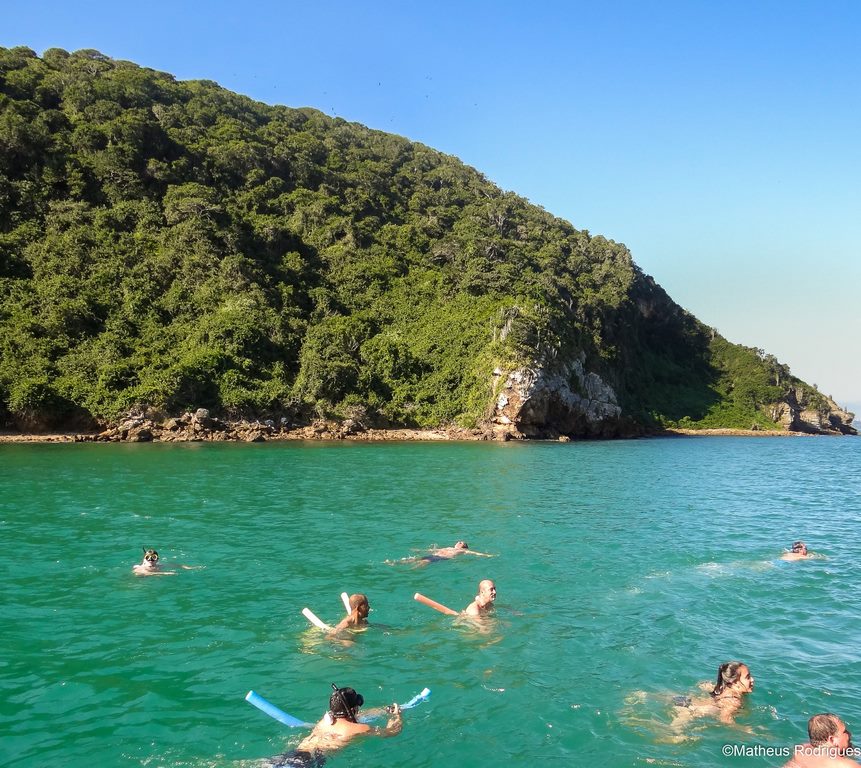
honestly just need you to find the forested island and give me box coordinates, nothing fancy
[0,47,855,441]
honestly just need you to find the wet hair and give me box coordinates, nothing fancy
[711,661,748,697]
[808,713,843,746]
[329,685,363,722]
[792,541,807,553]
[455,541,469,549]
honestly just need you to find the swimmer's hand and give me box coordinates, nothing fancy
[387,703,402,733]
[375,703,401,737]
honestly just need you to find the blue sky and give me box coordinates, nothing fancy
[4,1,860,411]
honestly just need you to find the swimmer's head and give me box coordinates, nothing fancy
[349,593,370,619]
[478,579,496,602]
[791,541,808,555]
[711,661,753,697]
[809,714,852,751]
[455,541,469,550]
[329,684,363,722]
[142,548,159,563]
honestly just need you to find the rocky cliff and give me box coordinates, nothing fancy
[491,361,856,438]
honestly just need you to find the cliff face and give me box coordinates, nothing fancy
[489,346,858,439]
[491,362,856,438]
[771,390,857,435]
[490,355,627,439]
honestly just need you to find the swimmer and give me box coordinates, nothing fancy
[670,661,754,727]
[267,684,402,767]
[463,579,496,617]
[132,547,202,576]
[133,548,176,576]
[328,594,370,635]
[782,713,860,767]
[782,540,814,561]
[391,540,494,567]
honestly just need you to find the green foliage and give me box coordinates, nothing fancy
[0,47,821,431]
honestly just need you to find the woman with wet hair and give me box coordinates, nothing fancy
[670,661,755,728]
[711,661,754,699]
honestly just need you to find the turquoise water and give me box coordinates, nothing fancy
[2,436,860,768]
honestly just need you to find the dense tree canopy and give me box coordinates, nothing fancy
[0,46,827,432]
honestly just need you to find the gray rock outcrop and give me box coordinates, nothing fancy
[491,353,626,438]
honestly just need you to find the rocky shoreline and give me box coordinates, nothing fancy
[0,408,837,444]
[0,409,491,444]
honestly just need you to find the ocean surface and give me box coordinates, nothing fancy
[1,436,860,768]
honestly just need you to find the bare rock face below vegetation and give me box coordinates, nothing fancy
[770,390,857,435]
[490,355,630,439]
[490,364,857,438]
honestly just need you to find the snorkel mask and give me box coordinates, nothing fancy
[143,548,159,563]
[330,683,363,723]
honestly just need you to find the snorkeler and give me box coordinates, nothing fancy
[268,684,402,767]
[463,579,497,617]
[782,713,860,767]
[782,540,814,561]
[133,548,175,576]
[391,540,494,567]
[328,594,370,635]
[132,547,202,576]
[670,661,755,727]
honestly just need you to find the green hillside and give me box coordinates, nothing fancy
[0,46,839,435]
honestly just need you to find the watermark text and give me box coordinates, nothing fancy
[722,743,861,759]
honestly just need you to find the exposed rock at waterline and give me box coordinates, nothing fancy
[491,354,630,439]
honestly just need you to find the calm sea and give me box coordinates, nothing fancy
[2,436,860,768]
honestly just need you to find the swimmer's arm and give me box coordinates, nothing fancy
[372,704,401,737]
[136,570,177,576]
[327,614,368,636]
[464,550,494,557]
[360,700,400,718]
[326,616,352,635]
[359,706,388,718]
[159,560,204,570]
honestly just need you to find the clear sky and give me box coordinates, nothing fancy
[4,1,860,412]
